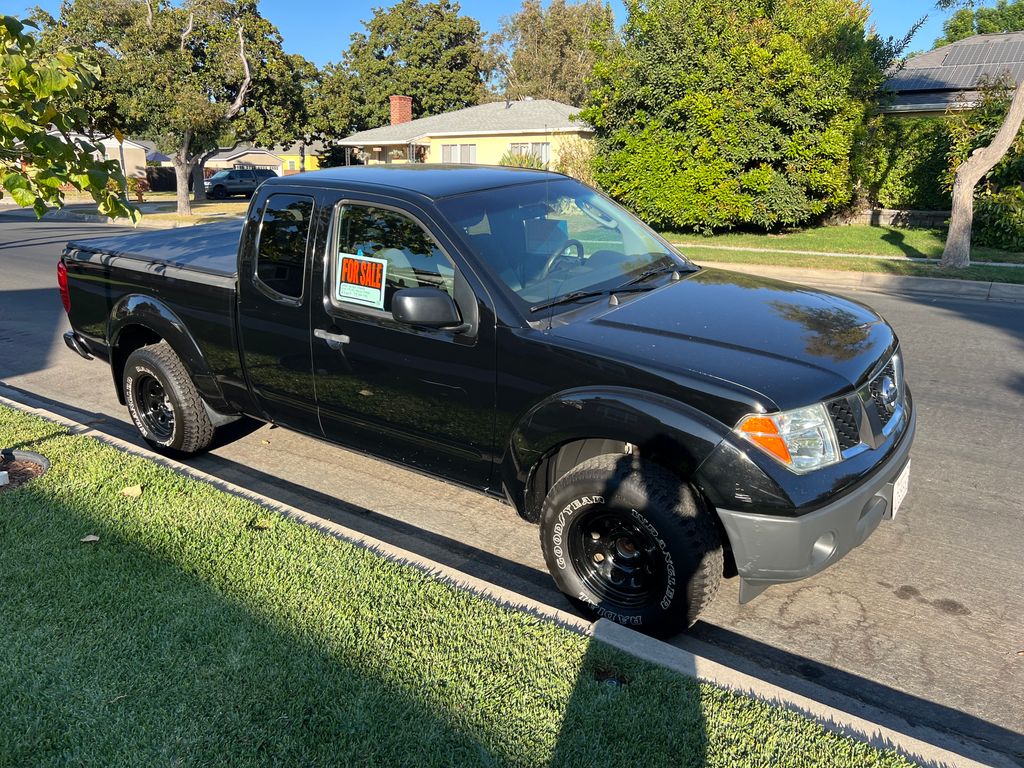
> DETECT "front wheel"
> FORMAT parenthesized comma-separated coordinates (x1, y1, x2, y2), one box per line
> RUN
(123, 342, 214, 455)
(539, 454, 723, 636)
(208, 185, 227, 199)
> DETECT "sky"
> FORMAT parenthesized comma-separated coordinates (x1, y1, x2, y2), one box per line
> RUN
(2, 0, 955, 67)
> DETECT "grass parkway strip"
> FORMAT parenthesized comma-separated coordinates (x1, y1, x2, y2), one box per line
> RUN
(0, 404, 917, 767)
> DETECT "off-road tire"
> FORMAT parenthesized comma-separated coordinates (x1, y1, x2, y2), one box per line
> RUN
(208, 185, 227, 200)
(123, 342, 214, 455)
(539, 454, 723, 637)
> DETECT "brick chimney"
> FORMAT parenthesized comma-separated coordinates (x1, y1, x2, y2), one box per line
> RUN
(389, 95, 413, 126)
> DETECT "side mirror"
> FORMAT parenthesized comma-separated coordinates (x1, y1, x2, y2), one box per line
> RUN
(391, 287, 464, 329)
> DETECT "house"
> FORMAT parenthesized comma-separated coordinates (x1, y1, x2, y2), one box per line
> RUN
(134, 139, 173, 167)
(205, 147, 283, 173)
(882, 31, 1024, 116)
(53, 133, 149, 178)
(334, 96, 593, 167)
(275, 141, 324, 174)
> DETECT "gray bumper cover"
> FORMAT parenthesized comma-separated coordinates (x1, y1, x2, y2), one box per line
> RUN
(717, 407, 916, 603)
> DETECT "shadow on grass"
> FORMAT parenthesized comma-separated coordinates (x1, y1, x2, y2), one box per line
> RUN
(0, 448, 711, 767)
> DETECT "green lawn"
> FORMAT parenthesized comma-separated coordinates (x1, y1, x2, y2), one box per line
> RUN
(682, 246, 1024, 285)
(662, 224, 1023, 265)
(0, 405, 915, 767)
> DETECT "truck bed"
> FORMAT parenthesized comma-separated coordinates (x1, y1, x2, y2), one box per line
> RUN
(67, 220, 244, 279)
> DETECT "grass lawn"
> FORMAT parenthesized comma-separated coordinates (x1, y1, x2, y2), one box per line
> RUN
(662, 224, 1023, 265)
(680, 246, 1024, 285)
(0, 405, 916, 768)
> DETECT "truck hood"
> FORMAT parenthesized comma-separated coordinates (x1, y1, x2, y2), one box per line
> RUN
(547, 268, 895, 411)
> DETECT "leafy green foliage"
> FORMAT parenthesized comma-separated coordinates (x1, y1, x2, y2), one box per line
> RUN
(499, 149, 546, 168)
(496, 0, 618, 106)
(855, 116, 953, 209)
(946, 76, 1024, 250)
(0, 16, 135, 220)
(554, 135, 596, 186)
(337, 0, 496, 132)
(936, 0, 1024, 46)
(36, 0, 308, 215)
(580, 0, 887, 232)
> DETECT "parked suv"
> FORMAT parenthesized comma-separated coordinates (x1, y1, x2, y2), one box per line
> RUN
(204, 167, 277, 199)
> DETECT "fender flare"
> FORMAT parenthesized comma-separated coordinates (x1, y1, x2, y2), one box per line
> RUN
(499, 386, 730, 521)
(108, 293, 230, 411)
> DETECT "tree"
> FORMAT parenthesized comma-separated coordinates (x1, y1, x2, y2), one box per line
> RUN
(39, 0, 305, 216)
(1, 16, 134, 219)
(341, 0, 495, 131)
(580, 0, 888, 232)
(936, 0, 1024, 46)
(936, 0, 1024, 266)
(496, 0, 617, 106)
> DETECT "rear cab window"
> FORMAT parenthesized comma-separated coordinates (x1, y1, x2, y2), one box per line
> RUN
(254, 193, 315, 302)
(329, 203, 455, 314)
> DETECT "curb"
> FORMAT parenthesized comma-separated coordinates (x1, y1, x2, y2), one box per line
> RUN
(696, 261, 1024, 303)
(47, 208, 242, 229)
(0, 387, 1010, 768)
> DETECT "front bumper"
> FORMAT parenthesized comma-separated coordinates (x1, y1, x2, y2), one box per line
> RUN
(717, 403, 916, 603)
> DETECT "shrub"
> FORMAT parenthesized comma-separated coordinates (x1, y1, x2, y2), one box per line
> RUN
(553, 136, 595, 186)
(499, 150, 546, 169)
(855, 116, 953, 210)
(975, 187, 1024, 251)
(580, 0, 887, 232)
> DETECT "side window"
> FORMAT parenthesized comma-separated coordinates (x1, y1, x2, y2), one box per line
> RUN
(331, 204, 455, 313)
(254, 194, 314, 301)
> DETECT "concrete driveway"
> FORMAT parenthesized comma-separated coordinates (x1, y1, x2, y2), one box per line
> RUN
(1, 209, 1022, 761)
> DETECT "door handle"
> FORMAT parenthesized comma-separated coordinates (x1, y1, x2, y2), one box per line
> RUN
(314, 328, 350, 350)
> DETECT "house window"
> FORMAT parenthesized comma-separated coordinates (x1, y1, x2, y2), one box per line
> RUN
(287, 160, 296, 170)
(442, 144, 476, 164)
(530, 142, 550, 164)
(510, 142, 530, 156)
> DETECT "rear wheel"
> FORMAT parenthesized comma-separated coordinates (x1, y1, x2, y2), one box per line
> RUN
(539, 454, 723, 636)
(123, 342, 214, 455)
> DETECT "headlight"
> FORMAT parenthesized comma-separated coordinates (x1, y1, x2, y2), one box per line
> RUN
(737, 404, 841, 473)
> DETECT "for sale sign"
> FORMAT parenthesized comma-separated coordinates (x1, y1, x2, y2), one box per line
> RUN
(336, 250, 388, 309)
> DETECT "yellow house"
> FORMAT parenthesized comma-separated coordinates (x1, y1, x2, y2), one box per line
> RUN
(275, 141, 324, 175)
(335, 97, 592, 168)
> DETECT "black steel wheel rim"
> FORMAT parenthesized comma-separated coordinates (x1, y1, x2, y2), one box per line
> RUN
(568, 508, 667, 608)
(135, 374, 174, 442)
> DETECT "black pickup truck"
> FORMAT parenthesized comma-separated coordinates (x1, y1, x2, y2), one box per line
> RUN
(59, 166, 914, 635)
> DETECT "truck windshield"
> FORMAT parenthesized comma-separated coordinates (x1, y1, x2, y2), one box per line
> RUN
(436, 178, 693, 312)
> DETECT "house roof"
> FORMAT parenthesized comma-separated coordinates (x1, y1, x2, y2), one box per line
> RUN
(883, 32, 1024, 113)
(134, 139, 171, 163)
(337, 99, 589, 146)
(274, 140, 325, 156)
(206, 146, 281, 163)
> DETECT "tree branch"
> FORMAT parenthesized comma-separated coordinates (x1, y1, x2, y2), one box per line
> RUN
(143, 0, 153, 28)
(180, 12, 194, 52)
(223, 25, 252, 121)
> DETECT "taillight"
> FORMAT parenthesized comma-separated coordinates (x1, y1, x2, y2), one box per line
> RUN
(57, 260, 71, 314)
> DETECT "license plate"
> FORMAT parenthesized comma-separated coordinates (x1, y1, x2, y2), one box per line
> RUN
(892, 460, 911, 518)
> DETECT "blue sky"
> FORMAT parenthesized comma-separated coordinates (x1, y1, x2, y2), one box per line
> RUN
(3, 0, 954, 67)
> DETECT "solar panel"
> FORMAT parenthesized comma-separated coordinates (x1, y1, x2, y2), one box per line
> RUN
(943, 40, 1024, 68)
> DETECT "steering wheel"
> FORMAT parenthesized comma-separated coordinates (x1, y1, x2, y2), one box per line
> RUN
(538, 239, 585, 280)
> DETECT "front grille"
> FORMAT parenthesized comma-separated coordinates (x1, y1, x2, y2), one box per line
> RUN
(828, 398, 861, 450)
(868, 359, 898, 426)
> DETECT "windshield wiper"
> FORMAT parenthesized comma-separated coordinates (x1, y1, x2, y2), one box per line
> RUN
(620, 261, 694, 288)
(529, 285, 655, 313)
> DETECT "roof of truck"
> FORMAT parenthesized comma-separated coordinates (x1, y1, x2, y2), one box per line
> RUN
(267, 164, 565, 200)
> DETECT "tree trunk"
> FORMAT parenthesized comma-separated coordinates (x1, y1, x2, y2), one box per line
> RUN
(941, 83, 1024, 268)
(173, 157, 192, 217)
(191, 162, 207, 202)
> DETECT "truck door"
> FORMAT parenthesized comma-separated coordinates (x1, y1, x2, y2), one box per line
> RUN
(310, 193, 496, 488)
(237, 191, 320, 434)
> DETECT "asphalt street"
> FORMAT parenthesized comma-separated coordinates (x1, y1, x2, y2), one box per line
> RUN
(1, 208, 1022, 760)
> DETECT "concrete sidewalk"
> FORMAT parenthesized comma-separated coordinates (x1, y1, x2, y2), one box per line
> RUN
(696, 260, 1024, 303)
(0, 387, 1012, 768)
